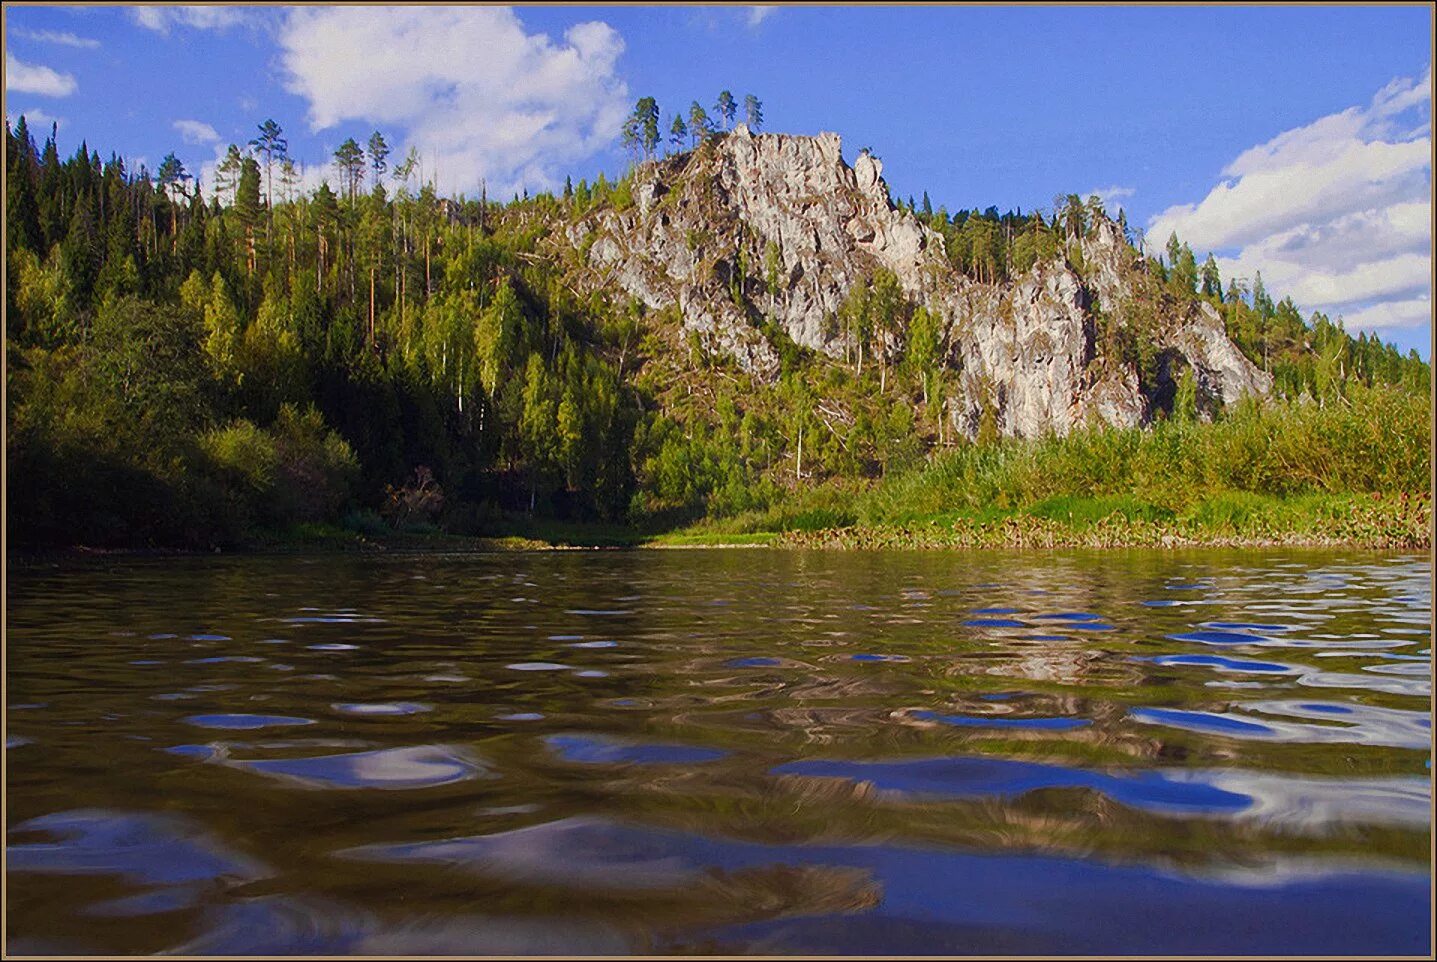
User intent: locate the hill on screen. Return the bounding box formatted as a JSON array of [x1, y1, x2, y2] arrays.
[[4, 116, 1429, 549], [552, 124, 1270, 438]]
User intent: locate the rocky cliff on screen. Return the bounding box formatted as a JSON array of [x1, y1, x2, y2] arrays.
[[559, 125, 1271, 439]]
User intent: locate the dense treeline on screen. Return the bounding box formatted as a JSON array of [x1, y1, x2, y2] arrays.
[[6, 115, 653, 547], [5, 115, 1429, 549]]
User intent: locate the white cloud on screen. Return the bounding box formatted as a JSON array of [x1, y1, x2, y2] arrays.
[[1337, 296, 1431, 333], [747, 6, 777, 27], [1149, 65, 1432, 338], [1223, 251, 1429, 310], [5, 52, 77, 97], [276, 7, 629, 197], [14, 28, 100, 49], [6, 107, 62, 132], [173, 119, 221, 145], [130, 6, 248, 35]]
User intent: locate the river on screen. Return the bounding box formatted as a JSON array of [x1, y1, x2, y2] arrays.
[[6, 548, 1431, 954]]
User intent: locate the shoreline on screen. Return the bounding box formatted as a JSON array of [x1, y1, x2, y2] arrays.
[[9, 491, 1430, 560], [9, 522, 1430, 562]]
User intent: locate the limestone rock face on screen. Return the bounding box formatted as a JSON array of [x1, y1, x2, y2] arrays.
[[562, 126, 1271, 438]]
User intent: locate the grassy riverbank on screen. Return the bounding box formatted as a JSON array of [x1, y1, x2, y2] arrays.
[[658, 385, 1433, 550], [27, 488, 1429, 556], [650, 491, 1430, 550]]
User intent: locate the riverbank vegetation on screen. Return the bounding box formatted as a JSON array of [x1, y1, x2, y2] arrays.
[[6, 116, 1430, 551], [670, 381, 1431, 550]]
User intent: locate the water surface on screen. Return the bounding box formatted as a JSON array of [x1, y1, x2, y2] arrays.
[[6, 548, 1431, 954]]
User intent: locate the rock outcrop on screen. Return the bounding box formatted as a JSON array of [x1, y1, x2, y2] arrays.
[[561, 125, 1271, 439]]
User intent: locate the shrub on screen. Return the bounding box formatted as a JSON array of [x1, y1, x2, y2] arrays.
[[198, 406, 358, 535], [270, 403, 360, 524]]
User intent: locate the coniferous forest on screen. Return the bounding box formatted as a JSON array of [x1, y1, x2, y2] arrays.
[[5, 112, 1430, 550]]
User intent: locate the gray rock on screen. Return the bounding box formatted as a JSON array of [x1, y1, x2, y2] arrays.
[[561, 128, 1270, 438]]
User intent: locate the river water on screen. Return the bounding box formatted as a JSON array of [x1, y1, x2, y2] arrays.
[[6, 548, 1431, 955]]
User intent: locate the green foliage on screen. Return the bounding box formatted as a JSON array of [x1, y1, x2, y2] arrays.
[[860, 383, 1429, 529], [4, 118, 1428, 551], [1173, 367, 1197, 423], [200, 418, 279, 528], [199, 405, 359, 536], [744, 94, 764, 131], [270, 403, 360, 522], [688, 102, 711, 147], [763, 240, 783, 299], [715, 91, 737, 130]]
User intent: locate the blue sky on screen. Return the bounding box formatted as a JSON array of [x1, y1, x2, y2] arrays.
[[5, 4, 1432, 353]]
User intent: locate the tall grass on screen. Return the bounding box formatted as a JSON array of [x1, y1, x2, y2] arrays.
[[857, 384, 1430, 525]]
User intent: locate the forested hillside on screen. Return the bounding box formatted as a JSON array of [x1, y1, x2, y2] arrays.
[[5, 111, 1429, 549]]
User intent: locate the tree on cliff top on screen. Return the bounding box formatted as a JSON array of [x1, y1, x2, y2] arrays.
[[715, 90, 737, 130], [744, 94, 764, 131]]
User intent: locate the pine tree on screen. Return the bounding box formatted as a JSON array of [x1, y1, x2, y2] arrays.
[[311, 181, 339, 292], [620, 114, 640, 164], [214, 144, 244, 207], [688, 102, 710, 148], [715, 90, 736, 130], [1173, 242, 1198, 294], [233, 156, 262, 275], [6, 116, 44, 254], [249, 119, 287, 231], [635, 97, 661, 160], [333, 138, 365, 202], [1200, 254, 1222, 300], [156, 152, 191, 245], [367, 131, 389, 188], [1252, 271, 1274, 319], [743, 94, 763, 131], [1165, 232, 1182, 271]]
